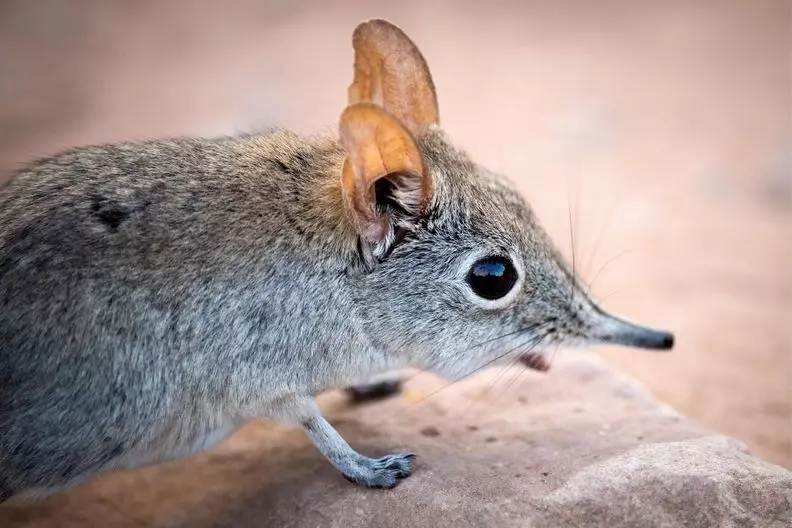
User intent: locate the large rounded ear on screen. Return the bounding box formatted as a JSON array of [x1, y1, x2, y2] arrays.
[[348, 19, 439, 135], [339, 103, 431, 251]]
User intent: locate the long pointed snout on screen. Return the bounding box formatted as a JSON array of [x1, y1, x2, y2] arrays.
[[589, 309, 674, 351]]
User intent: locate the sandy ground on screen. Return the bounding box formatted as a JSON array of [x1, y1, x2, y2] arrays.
[[0, 0, 790, 469]]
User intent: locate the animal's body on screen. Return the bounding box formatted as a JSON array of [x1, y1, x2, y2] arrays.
[[0, 20, 672, 501]]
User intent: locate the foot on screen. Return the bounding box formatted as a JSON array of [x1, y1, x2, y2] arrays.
[[347, 379, 403, 403], [301, 411, 416, 490], [518, 352, 551, 372], [340, 453, 416, 488]]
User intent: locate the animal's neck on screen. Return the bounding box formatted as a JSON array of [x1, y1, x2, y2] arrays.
[[233, 130, 362, 270]]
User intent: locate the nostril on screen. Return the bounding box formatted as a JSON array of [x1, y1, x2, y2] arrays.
[[600, 322, 675, 352], [637, 329, 674, 351]]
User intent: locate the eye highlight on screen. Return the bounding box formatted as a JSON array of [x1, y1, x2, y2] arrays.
[[467, 256, 518, 300]]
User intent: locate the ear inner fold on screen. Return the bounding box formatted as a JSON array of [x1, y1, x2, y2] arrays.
[[349, 19, 439, 134], [339, 103, 429, 244]]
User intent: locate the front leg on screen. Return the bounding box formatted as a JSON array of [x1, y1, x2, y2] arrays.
[[302, 414, 415, 489]]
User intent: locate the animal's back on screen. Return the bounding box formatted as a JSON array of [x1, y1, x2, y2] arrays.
[[0, 131, 353, 495]]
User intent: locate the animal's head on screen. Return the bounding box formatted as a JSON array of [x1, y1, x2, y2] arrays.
[[340, 20, 673, 378]]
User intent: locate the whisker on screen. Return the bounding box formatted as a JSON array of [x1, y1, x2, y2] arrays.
[[585, 249, 634, 292], [475, 327, 549, 395], [443, 354, 524, 449], [582, 189, 625, 279], [489, 356, 529, 408], [477, 354, 520, 399], [442, 334, 546, 449], [457, 323, 542, 354], [567, 179, 577, 307], [421, 334, 543, 402], [503, 341, 562, 413], [377, 333, 544, 425], [597, 286, 629, 305], [488, 330, 553, 408], [458, 343, 530, 419], [366, 323, 546, 390]]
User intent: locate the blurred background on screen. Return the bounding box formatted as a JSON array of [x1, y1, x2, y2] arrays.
[[0, 0, 789, 468]]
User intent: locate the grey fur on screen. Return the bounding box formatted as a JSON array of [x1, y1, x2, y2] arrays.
[[0, 47, 672, 503]]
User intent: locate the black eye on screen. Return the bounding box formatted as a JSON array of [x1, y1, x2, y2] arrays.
[[467, 256, 518, 300]]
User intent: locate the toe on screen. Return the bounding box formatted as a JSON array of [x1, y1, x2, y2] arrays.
[[344, 453, 417, 488], [376, 453, 416, 478]]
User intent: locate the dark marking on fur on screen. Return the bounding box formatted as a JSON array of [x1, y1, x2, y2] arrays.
[[95, 207, 130, 230], [91, 197, 150, 232]]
